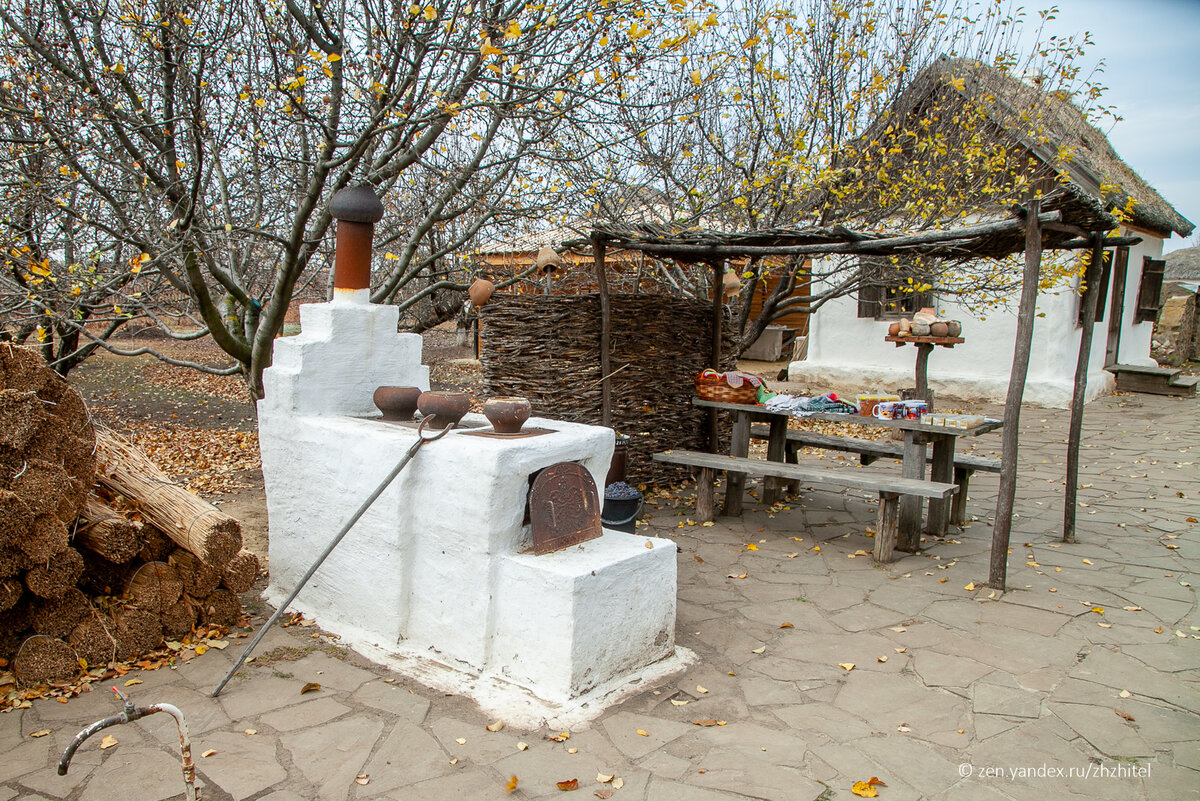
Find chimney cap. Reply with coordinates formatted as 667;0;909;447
329;185;384;223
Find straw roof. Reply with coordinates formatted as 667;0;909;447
861;57;1193;239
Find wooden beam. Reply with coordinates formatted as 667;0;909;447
592;233;612;428
1063;233;1106;544
989;198;1044;590
708;259;725;453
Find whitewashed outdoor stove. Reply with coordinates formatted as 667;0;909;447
257;188;684;723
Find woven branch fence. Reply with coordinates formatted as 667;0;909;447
480;294;735;486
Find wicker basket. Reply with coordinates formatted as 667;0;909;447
695;373;759;404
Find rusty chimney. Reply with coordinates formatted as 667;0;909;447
328;185;385;297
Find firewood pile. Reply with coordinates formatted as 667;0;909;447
0;345;259;688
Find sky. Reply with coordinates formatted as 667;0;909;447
1043;0;1200;253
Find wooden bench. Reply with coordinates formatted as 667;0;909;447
652;449;957;562
748;426;1001;526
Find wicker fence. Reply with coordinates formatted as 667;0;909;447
479;293;734;486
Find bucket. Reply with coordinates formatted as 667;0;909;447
601;482;643;534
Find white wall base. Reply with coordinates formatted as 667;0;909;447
786;361;1116;408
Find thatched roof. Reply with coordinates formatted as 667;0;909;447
1165;245;1200;280
871;57;1193;238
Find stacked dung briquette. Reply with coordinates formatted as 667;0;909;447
0;346;259;688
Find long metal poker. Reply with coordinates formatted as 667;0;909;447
212;417;455;697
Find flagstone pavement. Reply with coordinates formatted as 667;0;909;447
3;391;1197;801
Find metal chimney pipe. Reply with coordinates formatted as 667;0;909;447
328;186;385;294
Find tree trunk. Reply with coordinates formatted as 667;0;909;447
1063;234;1105;543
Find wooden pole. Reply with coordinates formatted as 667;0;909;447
592;233;612;428
1063;233;1106;543
709;260;725;452
988;199;1043;590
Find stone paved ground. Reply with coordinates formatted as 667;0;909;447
3;392;1197;801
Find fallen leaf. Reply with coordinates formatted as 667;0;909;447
727;573;747;580
1082;559;1093;565
487;720;505;732
897;725;911;732
894;647;907;653
838;663;855;671
635;729;648;737
612;778;624;789
300;682;321;694
1115;709;1135;722
450;758;458;765
505;775;519;794
567;747;579;754
1123;606;1142;612
851;780;879;797
1155;626;1163;634
877;656;888;663
696;685;708;694
694;555;704;563
745;543;758;551
201;749;217;758
786;553;799;558
30;729;51;738
208;640;228;650
964;582;976;591
557;778;580;791
595;790;613;799
780;622;794;629
644;541;653;549
692;719;719;727
124;678;143;686
548;732;570;742
194;644;209;655
670;699;689;706
99;735;118;750
1119;690;1131;698
355;774;370;786
455;737;467;745
596;773;614;783
1091;607;1105;615
751;646;766;654
890;627;907;633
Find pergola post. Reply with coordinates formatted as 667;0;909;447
709;259;725;453
592;233;612;428
1063;232;1107;543
989;199;1044;590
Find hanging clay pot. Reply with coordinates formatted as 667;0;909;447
373;386;422;422
535;245;561;273
930;322;949;338
482;396;531;435
468;278;495;307
417;391;471;430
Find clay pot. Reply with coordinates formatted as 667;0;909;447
930;321;949;338
482;396;531;435
468;278;495;307
887;321;901;336
911;322;931;336
946;320;962;337
899;317;912;335
373;386;421;421
417;391;472;430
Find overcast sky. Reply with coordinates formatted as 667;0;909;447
1044;0;1199;253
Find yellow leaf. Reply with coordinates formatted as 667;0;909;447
423;6;436;20
851;781;878;798
744;543;758;551
556;778;579;790
355;774;370;786
194;644;208;655
838;663;855;671
689;69;702;86
124;678;143;686
517;741;528;750
597;773;614;783
1091;607;1104;615
99;734;118;750
505;775;519;794
669;699;688;706
327;53;341;62
486;720;504;732
30;729;51;738
504;19;521;39
751;645;766;654
300;682;320;694
1082;559;1093;565
635;729;648;736
244;729;257;735
780;622;794;629
553;90;564;103
201;749;217;758
964;582;976;591
480;40;502;56
455;737;467;744
696;685;708;694
877;656;888;663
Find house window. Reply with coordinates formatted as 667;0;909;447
1134;256;1166;324
856;256;934;319
1077;249;1112;326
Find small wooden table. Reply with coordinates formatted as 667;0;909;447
694;398;1001;549
884;335;963;409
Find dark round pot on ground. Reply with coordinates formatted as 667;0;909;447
417;391;471;430
601;482;643;534
373;386;422;421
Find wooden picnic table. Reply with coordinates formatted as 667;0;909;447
694;397;1002;550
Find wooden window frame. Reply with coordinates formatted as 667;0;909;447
1134;255;1166;324
857;257;934;320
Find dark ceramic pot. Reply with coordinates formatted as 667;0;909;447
482;396;531;435
373;386;422;421
946;320;962;337
930;322;949;338
417;391;472;430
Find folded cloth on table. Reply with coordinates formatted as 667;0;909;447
765;393;858;417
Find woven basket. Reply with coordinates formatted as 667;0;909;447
695;374;758;404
